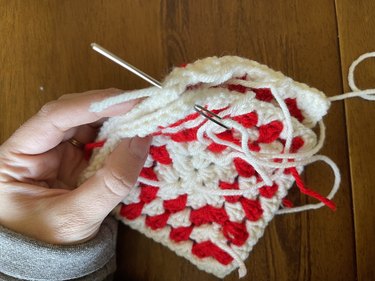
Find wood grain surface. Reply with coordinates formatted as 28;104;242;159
0;1;374;280
336;1;375;281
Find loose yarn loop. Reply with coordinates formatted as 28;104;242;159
329;52;375;101
81;53;373;278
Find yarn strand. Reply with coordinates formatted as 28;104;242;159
329;52;375;102
289;167;336;211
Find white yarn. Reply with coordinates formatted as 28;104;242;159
80;53;374;278
329;52;375;101
90;87;157;112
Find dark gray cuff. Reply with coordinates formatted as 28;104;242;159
0;217;118;281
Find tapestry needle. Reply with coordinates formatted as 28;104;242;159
91;43;162;89
194;105;230;130
91;43;229;129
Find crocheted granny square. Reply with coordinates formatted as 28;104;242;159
81;56;334;278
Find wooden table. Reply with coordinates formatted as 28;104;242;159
1;1;374;280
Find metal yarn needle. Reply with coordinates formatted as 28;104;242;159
91;43;229;129
194;105;230;130
91;43;162;88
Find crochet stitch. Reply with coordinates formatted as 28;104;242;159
80;53;374;278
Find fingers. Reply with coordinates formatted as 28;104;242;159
3;88;138;155
63;136;152;221
0;136;152;245
63;123;99;145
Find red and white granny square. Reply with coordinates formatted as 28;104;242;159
82;56;331;278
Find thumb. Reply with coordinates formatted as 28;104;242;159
68;136;152;220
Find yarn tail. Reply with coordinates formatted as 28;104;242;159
290;167;336;211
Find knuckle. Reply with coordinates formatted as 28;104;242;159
107;87;121;92
106;87;122;93
0;152;10;182
38;100;59;118
99;166;133;198
57;93;75;100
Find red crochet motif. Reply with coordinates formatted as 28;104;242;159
139;185;159;203
285;98;304;122
252;88;274;102
163;194;187;213
219;180;241;203
146;212;171;230
170;226;193;242
259;183;279;198
233;158;256;178
140;167;158;181
258;120;284;143
190;205;230;226
232;112;258;128
240;198;263;221
192;241;233;265
149;145;172;165
222;221;249;246
120;202;144;220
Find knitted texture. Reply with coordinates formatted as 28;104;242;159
80;56;336;278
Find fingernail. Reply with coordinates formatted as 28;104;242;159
129;136;152;159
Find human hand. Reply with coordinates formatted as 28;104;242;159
0;89;152;245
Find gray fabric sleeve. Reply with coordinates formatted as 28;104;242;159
0;217;118;281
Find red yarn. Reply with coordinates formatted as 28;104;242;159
169;112;200;128
139;167;158;181
149;145;172;165
216;130;241;145
285;98;304;122
186;83;203;91
192;241;233;265
248;142;261;152
207;130;240;153
170;127;199;142
232;112;258;128
233;157;256;178
166;106;227;134
236;74;247;80
279;136;305;153
282;198;294;208
146;212;171;230
190;205;229;226
227;84;248;94
120;202;144;220
208;128;261;154
290;167;336;211
222;221;249;246
257;120;284;143
163;194;187;213
240;198;263;221
252;88;274;102
290;136;304;153
219;180;241;203
283;167;293;175
259;183;279;198
139;185;159;203
169;226;193;242
84;140;106;160
207;142;227;153
211;107;229;115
